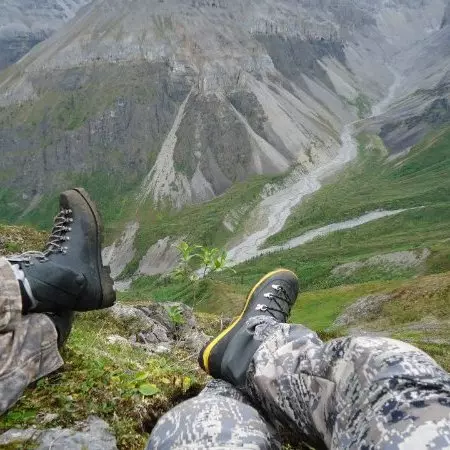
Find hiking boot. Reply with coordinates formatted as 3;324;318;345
46;311;75;348
9;188;116;313
199;268;299;386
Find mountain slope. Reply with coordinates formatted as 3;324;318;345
0;0;93;70
0;0;447;220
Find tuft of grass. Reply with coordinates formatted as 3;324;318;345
0;224;47;256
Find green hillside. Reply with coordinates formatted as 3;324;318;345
124;126;450;305
1;126;449;449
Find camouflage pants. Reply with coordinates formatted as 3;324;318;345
0;258;63;415
148;320;450;449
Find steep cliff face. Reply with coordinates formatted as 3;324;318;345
0;0;93;70
0;0;447;217
359;3;450;153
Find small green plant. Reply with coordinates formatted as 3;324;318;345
197;246;230;277
172;241;235;306
166;305;185;326
172;241;201;282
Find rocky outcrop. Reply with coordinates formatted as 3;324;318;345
106;302;210;354
102;222;140;279
0;416;117;450
332;294;394;328
332;249;431;278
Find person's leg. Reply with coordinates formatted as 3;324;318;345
1;187;116;415
199;270;450;449
246;322;450;449
0;257;63;415
147;379;280;450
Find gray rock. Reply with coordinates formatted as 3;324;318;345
0;0;93;70
0;428;38;446
0;416;117;450
106;302;209;353
106;334;130;345
332;294;394;328
332;249;431;278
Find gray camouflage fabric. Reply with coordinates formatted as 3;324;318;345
148;318;450;449
148;379;281;449
0;257;63;415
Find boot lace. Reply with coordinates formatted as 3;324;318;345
45;209;73;255
9;209;73;263
256;284;291;320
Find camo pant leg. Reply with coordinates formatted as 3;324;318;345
246;321;450;449
147;379;281;449
0;257;63;415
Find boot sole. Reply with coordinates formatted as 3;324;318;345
200;268;298;374
72;187;116;309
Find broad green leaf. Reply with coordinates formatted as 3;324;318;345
134;371;150;381
138;383;160;396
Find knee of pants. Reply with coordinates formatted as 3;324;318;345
146;394;275;450
332;336;447;385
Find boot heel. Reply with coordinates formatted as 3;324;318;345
100;267;116;308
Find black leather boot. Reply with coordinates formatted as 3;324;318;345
9;188;116;313
199;269;299;387
46;311;75;348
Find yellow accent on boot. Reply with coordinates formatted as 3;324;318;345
202;268;298;373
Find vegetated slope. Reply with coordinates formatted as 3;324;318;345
124;125;450;317
291;273;450;371
0;0;446;231
266;127;450;247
